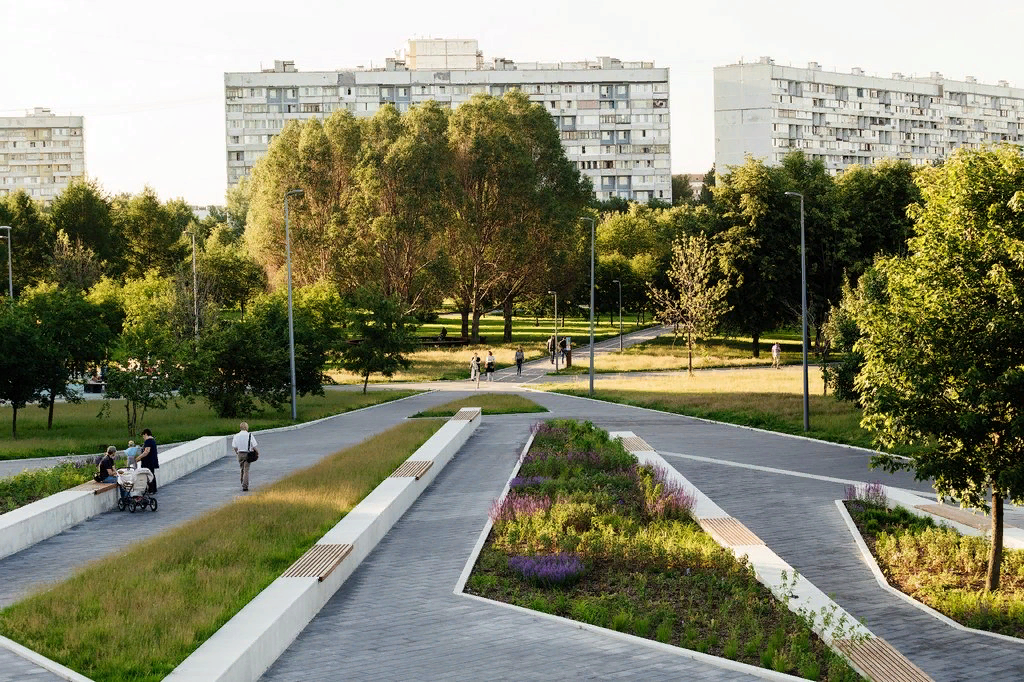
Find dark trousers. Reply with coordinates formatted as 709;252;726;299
147;473;157;494
516;360;523;375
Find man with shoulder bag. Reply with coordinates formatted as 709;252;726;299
231;421;259;492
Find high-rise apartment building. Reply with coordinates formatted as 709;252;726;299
0;108;86;203
225;39;672;202
715;57;1024;173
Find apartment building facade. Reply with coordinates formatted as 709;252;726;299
225;39;672;202
0;108;85;203
715;58;1024;173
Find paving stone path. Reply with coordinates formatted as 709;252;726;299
3;389;1023;680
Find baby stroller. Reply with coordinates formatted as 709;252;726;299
116;467;158;513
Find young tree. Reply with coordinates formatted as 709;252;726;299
51;230;103;292
648;234;731;375
855;147;1024;591
110;187;189;279
340;292;418;393
671;174;694;205
0;304;46;437
22;284;115;429
48;179;119;267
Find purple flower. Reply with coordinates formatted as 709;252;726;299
509;476;549;489
644;464;696;519
508;554;584;585
489;491;552;524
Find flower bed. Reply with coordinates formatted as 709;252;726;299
844;484;1024;639
0;455;116;514
467;419;861;680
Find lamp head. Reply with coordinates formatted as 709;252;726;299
612;279;619;284
285;189;304;198
547;290;556;295
784;191;802;198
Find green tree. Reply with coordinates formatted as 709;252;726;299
225;175;251;235
51;231;103;291
648;234;731;374
48;179;118;267
199;240;267;315
347;102;450;313
0;190;55;292
0;303;47;437
671;174;694;205
340;292;417;393
698;166;716;206
835;159;920;279
110;187;188;278
713;158;797;356
855;147;1024;591
444;91;591;342
22;284;115;429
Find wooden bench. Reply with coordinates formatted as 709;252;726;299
75;481;118;495
390;460;433;480
834;636;934;682
282;544;353;581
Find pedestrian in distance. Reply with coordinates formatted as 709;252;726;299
771;342;782;370
514;346;525;376
231;421;259;492
469;353;481;387
138;428;159;494
485;350;495;382
124;440;141;467
547;335;556;364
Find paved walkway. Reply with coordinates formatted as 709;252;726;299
3;389;1022;680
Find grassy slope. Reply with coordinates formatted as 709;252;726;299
0;390;418;461
410;393;548;418
0;419;442;682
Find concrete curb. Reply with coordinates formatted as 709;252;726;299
0;436;227;561
530;388;912;462
165;408;482;682
0;634;92;682
835;499;1024;646
250;389;429;436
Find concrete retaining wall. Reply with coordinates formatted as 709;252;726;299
0;436;228;560
165;409;481;682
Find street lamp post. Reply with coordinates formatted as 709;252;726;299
584;216;595;397
612;278;622;351
189;229;198;341
785;191;810;432
0;226;12;300
284;189;304;421
547;290;558;372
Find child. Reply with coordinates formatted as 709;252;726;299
124;440;141;467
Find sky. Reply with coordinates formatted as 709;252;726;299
3;0;1023;206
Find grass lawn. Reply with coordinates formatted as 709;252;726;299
845;499;1024;638
544;368;918;456
410;393;547;418
327;313;657;384
0;390;419;461
547;330;825;375
0;419;443;682
467;419;861;680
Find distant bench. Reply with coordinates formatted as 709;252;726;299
84;382;106;393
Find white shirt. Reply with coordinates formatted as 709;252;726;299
232;430;258;452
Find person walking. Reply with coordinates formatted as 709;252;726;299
485;350;496;382
231;422;258;492
514;346;525;376
138;428;159;494
771;342;782;370
547;335;556;364
469;353;481;387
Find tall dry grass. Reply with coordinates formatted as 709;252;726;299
0;419;441;682
547;368;896;452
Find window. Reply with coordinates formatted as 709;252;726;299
230;135;240;144
398;87;408;97
288;89;297;98
616;85;627;96
600;85;611;96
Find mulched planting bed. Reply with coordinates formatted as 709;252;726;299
466;419;862;680
844;491;1024;639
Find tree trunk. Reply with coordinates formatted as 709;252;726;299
751;332;760;358
986;490;1004;592
11;406;17;439
471;309;483;345
460;306;470;339
687;333;694;376
362;372;370;394
502;299;514;343
47;392;56;429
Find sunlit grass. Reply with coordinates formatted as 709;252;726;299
410;393;547;418
0;419;442;682
0;391;418;461
545;368;913;453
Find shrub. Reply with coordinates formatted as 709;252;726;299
488;491;552;524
